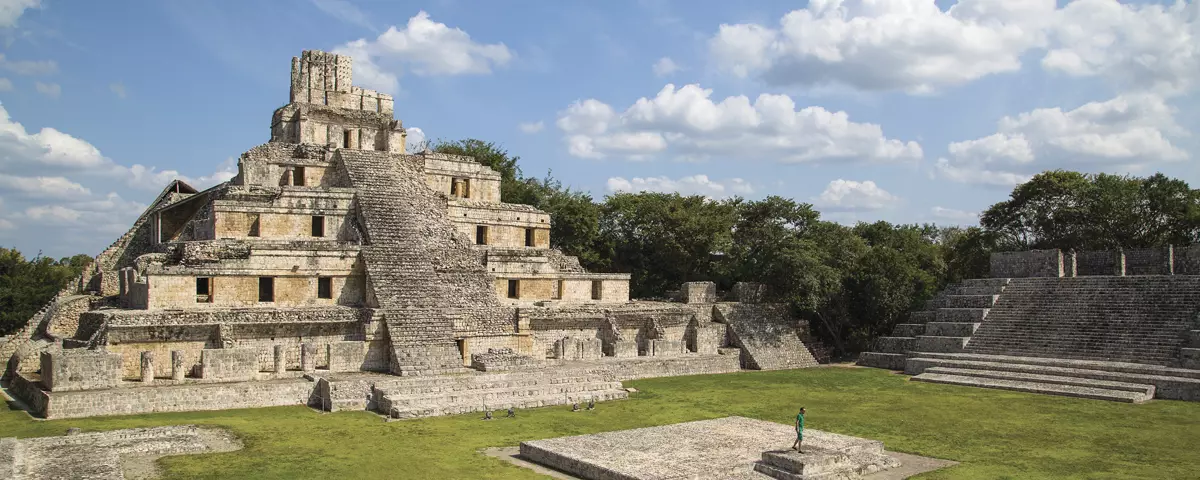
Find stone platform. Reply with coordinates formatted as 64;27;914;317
516;417;945;480
2;425;241;479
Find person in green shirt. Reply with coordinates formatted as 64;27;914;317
792;407;806;453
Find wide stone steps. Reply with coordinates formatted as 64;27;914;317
905;352;1200;401
921;367;1155;396
911;372;1153;403
935;308;989;323
914;336;969;353
924;322;980;337
856;352;906;370
891;324;925;337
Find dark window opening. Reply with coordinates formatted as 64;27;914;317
450;180;459;196
552;280;563;300
343;130;353;149
525;228;535;247
259;277;275;302
248;216;261;237
507;279;520;299
195;277;212;303
461;179;470;198
591;280;602;301
476;225;488;245
311;216;325;237
317;277;332;299
293;166;306;186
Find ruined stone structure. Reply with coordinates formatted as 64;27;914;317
1;425;242;479
859;245;1200;403
0;50;818;420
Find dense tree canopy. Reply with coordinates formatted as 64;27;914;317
0;248;90;335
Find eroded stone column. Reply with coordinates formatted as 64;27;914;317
171;350;185;381
274;345;285;374
301;344;316;373
140;352;154;384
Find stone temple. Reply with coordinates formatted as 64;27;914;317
859;247;1200;403
0;50;818;420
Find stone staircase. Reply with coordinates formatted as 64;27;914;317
372;369;628;419
714;304;819;370
337;150;512;376
1181;315;1200;369
964;276;1200;366
857;278;1008;370
905;352;1200;403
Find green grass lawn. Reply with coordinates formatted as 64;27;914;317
4;367;1199;479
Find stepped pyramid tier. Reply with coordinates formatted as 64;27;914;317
1;49;820;420
859;246;1200;403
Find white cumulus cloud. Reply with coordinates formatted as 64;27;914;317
709;0;1056;94
606;174;754;198
404;126;426;153
708;0;1200;96
0;0;39;28
556;83;921;163
652;57;681;77
518;121;544;134
936;93;1188;186
332;11;513;94
0;53;57;76
813;179;899;211
34;81;59;98
931;206;979;223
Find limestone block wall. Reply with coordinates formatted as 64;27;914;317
990;249;1064;278
200;348;260;381
211;189;357;241
234;143;345;188
35;378;318;419
447;201;550;248
1075;250;1123;276
288;50;395;115
683;282;717;304
527;317;604;358
1174;244;1200;274
40;350;123;392
144;273;365;309
494;276;631;303
422;153;502;203
109;340;209;380
731;283;767;303
327;341;367;372
1124;246;1173;275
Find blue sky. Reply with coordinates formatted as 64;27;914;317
0;0;1197;258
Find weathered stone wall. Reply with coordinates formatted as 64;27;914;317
422;153;502;203
145;272;365;309
1173;244;1200;275
683;282;717;304
40;350;123;392
447;200;550;248
1075;250;1123;276
200;348;261;381
43;295;92;340
554;337;603;360
109;340;209;379
1124;246;1173;276
326;341;367;372
34;378;317;419
211;189;357;241
989;249;1064;278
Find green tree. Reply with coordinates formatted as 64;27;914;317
0;248;90;335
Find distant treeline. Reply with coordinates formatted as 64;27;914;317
0;249;91;336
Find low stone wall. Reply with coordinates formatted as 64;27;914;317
682;282;717;304
1173;244;1200;275
1075;250;1123;276
40;350;123;392
1124;246;1173;276
607;354;742;381
201;348;261;381
327;341;365;372
29;378;317;419
990;250;1063;278
554;337;603;360
9;373;49;414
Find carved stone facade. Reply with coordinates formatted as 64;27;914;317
0;49;818;419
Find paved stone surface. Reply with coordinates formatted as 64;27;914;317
518;417;919;480
3;425;241;479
